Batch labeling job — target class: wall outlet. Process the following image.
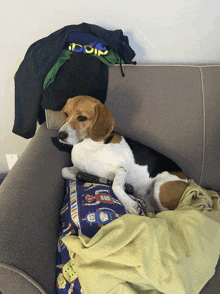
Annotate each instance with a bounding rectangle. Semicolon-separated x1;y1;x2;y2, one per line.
6;154;19;170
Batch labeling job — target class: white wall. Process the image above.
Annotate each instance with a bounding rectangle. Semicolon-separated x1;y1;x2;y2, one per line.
0;0;220;172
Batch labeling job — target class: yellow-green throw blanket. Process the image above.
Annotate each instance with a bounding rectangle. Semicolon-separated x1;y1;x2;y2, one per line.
63;180;220;294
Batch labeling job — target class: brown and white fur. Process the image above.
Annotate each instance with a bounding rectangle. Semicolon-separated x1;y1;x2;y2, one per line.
58;95;188;215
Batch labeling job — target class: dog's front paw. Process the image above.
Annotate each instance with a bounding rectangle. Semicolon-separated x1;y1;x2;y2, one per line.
124;198;140;215
62;167;79;180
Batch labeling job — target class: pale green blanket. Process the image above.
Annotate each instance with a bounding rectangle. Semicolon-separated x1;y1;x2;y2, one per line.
63;180;220;294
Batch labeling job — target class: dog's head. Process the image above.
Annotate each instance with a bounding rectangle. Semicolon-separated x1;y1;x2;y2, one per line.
58;95;115;145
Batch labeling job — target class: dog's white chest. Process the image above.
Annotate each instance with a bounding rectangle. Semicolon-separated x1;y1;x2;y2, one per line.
71;138;134;179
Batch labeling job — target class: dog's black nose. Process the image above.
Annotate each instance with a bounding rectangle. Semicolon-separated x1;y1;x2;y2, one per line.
58;131;68;140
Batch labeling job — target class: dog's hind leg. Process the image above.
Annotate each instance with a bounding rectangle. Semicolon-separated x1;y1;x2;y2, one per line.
153;171;188;211
112;166;140;215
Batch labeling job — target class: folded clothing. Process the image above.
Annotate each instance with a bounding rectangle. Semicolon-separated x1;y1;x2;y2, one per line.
43;48;124;92
41;53;108;110
43;50;73;91
43;32;109;91
13;22;136;139
55;179;144;293
68;32;109;55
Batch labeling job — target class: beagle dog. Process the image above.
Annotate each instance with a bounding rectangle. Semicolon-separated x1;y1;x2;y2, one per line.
58;95;188;215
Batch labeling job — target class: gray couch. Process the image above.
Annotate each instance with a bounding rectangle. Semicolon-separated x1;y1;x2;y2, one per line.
0;65;220;294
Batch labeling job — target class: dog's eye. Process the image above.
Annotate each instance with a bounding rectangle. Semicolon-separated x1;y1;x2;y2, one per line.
77;116;88;122
63;112;68;118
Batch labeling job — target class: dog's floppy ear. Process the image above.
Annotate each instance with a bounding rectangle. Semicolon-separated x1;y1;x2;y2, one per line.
88;103;115;142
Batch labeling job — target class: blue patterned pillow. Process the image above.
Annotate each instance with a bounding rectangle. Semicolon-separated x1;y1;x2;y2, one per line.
55;179;145;293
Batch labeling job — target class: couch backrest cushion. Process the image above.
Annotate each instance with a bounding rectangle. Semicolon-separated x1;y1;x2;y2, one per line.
45;65;220;191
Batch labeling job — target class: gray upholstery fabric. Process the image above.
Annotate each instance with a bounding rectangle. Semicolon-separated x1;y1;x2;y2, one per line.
46;109;65;129
0;123;71;293
198;66;220;190
0;262;47;294
105;65;220;191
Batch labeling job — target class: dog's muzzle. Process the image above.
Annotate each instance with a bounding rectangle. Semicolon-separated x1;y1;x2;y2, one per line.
58;131;68;142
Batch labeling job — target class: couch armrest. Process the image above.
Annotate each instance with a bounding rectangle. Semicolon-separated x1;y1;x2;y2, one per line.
0;122;71;293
